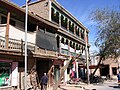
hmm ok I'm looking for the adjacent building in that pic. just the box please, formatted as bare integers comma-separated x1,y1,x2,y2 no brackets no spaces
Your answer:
0,0,90,89
90,54,120,80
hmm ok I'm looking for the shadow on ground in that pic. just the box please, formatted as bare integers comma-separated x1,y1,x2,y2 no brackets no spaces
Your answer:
109,85,120,88
59,87,67,90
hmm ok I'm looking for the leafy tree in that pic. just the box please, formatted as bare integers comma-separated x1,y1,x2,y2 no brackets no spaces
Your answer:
90,7,120,76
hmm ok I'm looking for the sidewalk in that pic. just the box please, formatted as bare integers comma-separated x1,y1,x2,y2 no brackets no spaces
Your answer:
48,82,93,90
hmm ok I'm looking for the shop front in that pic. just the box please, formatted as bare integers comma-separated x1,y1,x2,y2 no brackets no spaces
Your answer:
0,61,11,87
0,60,18,88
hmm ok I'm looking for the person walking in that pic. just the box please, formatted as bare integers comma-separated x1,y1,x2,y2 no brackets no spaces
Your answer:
117,71,120,86
40,73,48,90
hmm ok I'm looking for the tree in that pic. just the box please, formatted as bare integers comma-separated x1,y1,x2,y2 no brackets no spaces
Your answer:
90,7,120,76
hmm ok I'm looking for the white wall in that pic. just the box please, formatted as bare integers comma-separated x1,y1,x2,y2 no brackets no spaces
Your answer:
15,19,24,30
64,61,70,82
70,47,74,52
0,14,36,43
60,43,68,50
76,50,80,54
11,62,18,86
0,25,36,44
9,25,36,44
0,24,6,37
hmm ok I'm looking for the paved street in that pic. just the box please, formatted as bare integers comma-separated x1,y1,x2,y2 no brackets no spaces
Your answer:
50,80,120,90
84,80,120,90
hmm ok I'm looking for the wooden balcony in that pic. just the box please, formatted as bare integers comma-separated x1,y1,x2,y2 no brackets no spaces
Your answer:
0,36,57,58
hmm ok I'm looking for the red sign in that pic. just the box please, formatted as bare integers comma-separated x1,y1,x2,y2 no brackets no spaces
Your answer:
53,60,63,65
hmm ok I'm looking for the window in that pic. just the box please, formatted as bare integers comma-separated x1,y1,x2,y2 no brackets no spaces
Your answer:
76,27,79,36
61,15,67,29
51,8,59,24
1,16,16,26
112,67,117,75
67,68,70,74
81,32,84,40
69,21,74,34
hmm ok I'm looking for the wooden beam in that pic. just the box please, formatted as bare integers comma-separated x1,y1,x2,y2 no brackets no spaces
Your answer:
5,12,10,49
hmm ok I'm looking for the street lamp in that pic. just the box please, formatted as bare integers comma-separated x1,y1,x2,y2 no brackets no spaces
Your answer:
24,0,29,90
85,29,90,84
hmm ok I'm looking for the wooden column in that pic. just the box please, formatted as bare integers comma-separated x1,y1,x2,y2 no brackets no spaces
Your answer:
5,12,10,49
74,43,76,53
35,25,39,53
67,19,69,31
74,24,76,35
68,40,70,56
59,36,62,54
79,28,81,39
59,13,61,27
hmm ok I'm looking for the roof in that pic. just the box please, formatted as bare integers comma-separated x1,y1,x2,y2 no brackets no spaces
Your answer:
52,0,90,33
0,0,59,29
0,0,90,46
22,0,90,33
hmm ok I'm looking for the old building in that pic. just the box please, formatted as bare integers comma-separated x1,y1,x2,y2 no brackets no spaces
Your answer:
0,0,90,89
27,0,90,82
90,54,120,80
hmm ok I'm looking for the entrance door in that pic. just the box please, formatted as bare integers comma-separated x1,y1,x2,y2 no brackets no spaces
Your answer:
100,65,109,76
54,65,60,82
37,60,50,80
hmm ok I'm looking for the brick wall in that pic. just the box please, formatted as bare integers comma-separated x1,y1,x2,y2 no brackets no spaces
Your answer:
28,0,50,20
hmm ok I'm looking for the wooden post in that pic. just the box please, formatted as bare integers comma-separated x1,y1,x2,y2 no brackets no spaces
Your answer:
67,19,69,31
85,29,90,84
59,36,62,54
79,28,81,38
68,40,70,56
48,65,54,87
59,13,61,27
5,12,10,49
74,25,76,35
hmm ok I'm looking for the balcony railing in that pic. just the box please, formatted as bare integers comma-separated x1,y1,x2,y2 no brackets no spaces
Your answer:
0,36,57,57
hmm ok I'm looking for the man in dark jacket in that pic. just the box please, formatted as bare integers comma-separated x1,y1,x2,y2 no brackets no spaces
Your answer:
117,71,120,86
40,73,48,90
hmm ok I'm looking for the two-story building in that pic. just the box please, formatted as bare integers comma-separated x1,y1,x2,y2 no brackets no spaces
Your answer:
0,0,90,89
26,0,90,82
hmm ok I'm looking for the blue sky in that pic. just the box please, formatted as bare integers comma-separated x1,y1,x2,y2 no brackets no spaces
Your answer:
11,0,120,53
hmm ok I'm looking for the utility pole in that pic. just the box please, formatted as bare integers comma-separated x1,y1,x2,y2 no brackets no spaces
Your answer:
85,29,90,84
24,0,29,90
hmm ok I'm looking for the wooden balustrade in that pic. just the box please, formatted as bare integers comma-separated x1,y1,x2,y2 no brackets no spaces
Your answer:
0,36,57,57
8,38,21,50
0,36,5,48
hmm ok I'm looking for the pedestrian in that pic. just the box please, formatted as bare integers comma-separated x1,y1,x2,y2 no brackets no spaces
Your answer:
40,73,48,90
117,71,120,85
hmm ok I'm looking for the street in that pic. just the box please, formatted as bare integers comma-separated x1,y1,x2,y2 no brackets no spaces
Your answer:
86,80,120,90
54,80,120,90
